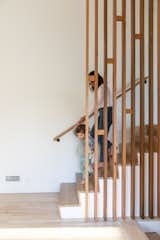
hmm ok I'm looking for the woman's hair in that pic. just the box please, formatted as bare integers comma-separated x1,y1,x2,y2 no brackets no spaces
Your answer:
74,124,85,135
89,71,104,88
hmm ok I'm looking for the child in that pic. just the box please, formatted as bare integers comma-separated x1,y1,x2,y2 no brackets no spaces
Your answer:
74,124,94,184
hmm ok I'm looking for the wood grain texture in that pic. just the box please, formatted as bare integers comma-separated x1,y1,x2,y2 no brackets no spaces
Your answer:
94,0,99,221
0,209,149,240
85,0,89,222
121,0,127,220
149,0,154,219
140,0,145,219
76,173,95,192
59,183,79,206
103,0,108,221
0,193,60,227
113,0,117,221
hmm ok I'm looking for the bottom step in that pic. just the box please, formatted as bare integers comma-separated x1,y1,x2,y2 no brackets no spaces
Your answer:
59,183,79,206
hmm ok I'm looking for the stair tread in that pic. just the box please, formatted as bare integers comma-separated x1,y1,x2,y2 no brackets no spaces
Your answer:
76,173,95,192
98,163,119,178
118,139,158,166
119,141,150,154
136,125,159,137
118,125,159,166
117,150,139,165
146,232,160,240
76,165,118,193
59,183,79,206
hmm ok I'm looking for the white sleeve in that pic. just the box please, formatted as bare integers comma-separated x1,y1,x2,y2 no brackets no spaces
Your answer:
107,87,112,106
90,94,94,114
90,85,104,114
99,84,113,107
98,85,104,109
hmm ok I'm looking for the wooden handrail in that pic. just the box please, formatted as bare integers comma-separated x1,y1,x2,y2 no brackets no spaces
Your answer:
53,76,149,142
117,76,148,98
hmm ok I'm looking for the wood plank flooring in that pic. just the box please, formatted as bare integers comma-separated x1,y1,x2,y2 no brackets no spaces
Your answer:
0,193,60,228
0,193,158,240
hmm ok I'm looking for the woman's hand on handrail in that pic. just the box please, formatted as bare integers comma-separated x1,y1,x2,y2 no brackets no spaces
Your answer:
78,116,85,125
53,114,92,142
77,113,94,126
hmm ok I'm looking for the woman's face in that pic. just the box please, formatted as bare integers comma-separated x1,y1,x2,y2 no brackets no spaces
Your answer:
89,80,95,91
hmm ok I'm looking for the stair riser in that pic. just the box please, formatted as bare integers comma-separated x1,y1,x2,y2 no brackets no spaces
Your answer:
60,153,158,219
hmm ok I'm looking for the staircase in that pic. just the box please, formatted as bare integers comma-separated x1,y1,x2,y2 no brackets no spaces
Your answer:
58,125,159,219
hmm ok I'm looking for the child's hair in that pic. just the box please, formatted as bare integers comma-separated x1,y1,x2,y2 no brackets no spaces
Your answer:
89,71,104,88
74,124,85,136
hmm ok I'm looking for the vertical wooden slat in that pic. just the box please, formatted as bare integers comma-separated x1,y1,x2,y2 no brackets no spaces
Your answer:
131,0,136,219
157,0,160,218
148,0,154,219
140,0,145,219
113,0,117,221
85,0,89,222
94,0,99,221
103,0,108,221
121,0,127,219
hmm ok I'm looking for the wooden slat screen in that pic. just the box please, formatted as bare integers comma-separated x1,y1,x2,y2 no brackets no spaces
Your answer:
85,0,157,222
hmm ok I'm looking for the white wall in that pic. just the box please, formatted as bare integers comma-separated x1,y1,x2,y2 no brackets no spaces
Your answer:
0,0,158,193
0,0,85,193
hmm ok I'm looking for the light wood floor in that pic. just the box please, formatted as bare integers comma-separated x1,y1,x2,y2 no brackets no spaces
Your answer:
1,193,159,240
0,193,60,228
0,193,123,228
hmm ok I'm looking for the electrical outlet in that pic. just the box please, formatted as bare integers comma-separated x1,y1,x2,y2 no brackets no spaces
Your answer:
5,176,20,182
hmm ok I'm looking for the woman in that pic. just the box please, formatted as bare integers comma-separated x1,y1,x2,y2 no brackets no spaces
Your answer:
88,71,112,164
